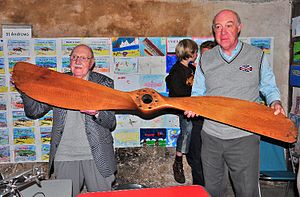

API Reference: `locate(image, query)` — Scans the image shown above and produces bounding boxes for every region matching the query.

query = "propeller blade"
[13,62,137,111]
[12,62,297,143]
[163,96,297,143]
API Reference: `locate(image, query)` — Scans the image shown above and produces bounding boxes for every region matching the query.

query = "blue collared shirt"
[191,41,281,105]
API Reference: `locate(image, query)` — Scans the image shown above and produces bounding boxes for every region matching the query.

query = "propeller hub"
[142,94,153,104]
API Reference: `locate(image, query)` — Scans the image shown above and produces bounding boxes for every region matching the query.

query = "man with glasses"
[21,44,117,197]
[186,10,284,196]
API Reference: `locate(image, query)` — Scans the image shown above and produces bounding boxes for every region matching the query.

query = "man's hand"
[270,101,286,116]
[80,110,98,116]
[184,110,198,118]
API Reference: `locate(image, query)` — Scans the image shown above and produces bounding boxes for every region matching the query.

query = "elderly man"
[186,9,284,197]
[21,44,117,197]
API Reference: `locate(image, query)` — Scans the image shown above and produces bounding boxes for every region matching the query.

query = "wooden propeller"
[12,62,297,143]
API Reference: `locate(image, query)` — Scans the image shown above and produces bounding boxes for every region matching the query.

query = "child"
[165,39,198,183]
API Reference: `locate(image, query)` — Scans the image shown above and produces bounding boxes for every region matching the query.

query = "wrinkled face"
[213,10,242,53]
[70,46,94,79]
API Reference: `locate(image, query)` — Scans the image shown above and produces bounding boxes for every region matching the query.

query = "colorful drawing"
[13,127,35,144]
[93,57,111,73]
[166,128,180,147]
[41,144,50,161]
[0,58,5,74]
[0,128,9,145]
[61,38,82,56]
[139,37,166,56]
[0,93,7,110]
[14,145,36,162]
[8,57,31,73]
[61,56,71,73]
[0,146,10,162]
[0,112,7,127]
[138,56,166,74]
[114,74,140,91]
[116,114,143,128]
[140,128,166,147]
[35,57,57,70]
[114,128,141,148]
[39,111,53,126]
[12,111,35,127]
[250,38,271,54]
[139,74,166,92]
[112,37,140,57]
[34,39,57,56]
[294,41,300,63]
[0,76,8,93]
[40,127,52,144]
[7,40,31,56]
[83,38,111,56]
[0,39,4,57]
[11,93,23,110]
[113,57,138,74]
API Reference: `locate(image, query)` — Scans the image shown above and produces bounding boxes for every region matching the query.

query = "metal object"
[0,166,45,197]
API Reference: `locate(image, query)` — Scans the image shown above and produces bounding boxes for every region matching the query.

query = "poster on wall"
[292,16,300,38]
[0,58,4,74]
[93,57,111,73]
[113,57,138,74]
[35,57,57,70]
[139,74,166,93]
[138,56,166,74]
[61,38,82,56]
[113,128,141,148]
[166,128,180,147]
[139,37,166,56]
[7,40,31,56]
[112,37,140,57]
[0,146,10,162]
[34,39,57,56]
[0,40,4,57]
[83,38,112,56]
[140,128,166,147]
[294,41,300,64]
[114,74,140,91]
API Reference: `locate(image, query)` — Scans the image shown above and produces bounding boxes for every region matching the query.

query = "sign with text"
[2,25,32,39]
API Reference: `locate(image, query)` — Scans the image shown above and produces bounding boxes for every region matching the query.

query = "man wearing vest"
[185,9,285,197]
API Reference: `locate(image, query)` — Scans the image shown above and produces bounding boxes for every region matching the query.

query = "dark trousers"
[186,117,205,186]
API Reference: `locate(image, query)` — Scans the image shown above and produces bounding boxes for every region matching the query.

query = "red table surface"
[77,185,210,197]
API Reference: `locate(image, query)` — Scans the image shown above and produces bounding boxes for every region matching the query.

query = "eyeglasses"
[70,55,93,62]
[212,22,236,32]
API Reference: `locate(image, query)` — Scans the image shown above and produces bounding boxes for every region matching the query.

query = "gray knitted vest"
[201,43,263,139]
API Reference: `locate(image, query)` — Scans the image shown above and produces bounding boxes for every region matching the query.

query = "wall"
[0,0,291,189]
